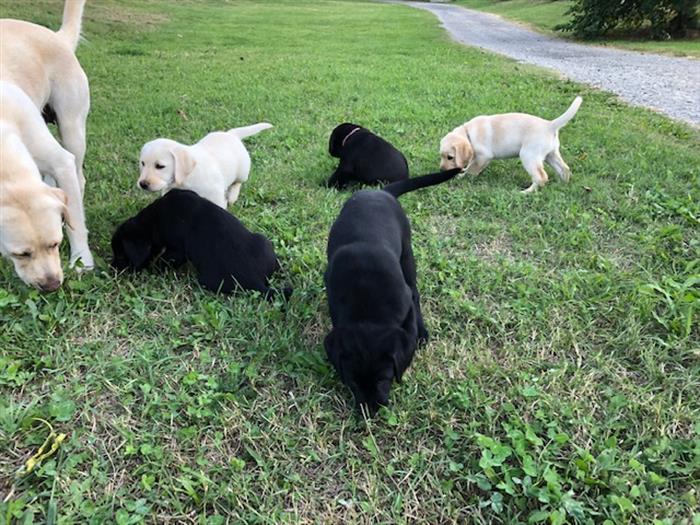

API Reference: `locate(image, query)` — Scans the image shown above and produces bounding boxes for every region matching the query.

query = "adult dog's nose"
[38,276,61,292]
[139,180,149,190]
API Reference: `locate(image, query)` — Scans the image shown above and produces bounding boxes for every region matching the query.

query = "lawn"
[1,0,699,523]
[453,0,700,58]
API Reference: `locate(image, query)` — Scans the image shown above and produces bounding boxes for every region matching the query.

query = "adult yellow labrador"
[0,0,93,291]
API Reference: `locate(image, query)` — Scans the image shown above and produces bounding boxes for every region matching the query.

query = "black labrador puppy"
[111,189,290,299]
[327,123,409,189]
[324,167,461,415]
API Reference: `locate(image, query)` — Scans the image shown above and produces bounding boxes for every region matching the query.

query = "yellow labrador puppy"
[138,123,273,208]
[440,97,582,193]
[0,0,93,290]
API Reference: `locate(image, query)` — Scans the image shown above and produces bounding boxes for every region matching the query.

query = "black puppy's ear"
[401,303,417,333]
[328,123,357,158]
[328,129,342,158]
[392,352,403,384]
[324,329,345,382]
[123,236,152,270]
[388,306,417,384]
[390,328,413,383]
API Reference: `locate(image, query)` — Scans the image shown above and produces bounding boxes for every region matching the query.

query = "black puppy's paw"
[418,327,429,345]
[326,178,349,191]
[263,286,293,302]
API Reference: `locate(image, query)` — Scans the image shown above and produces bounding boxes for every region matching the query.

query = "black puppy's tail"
[382,168,462,198]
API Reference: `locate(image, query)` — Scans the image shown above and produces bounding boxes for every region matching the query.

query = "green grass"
[453,0,700,58]
[1,0,699,523]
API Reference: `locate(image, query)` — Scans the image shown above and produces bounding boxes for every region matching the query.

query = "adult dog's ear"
[454,135,474,170]
[172,146,196,184]
[48,187,76,230]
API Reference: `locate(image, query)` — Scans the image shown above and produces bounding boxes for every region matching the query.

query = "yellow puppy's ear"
[49,187,67,205]
[172,146,196,185]
[49,188,75,230]
[455,137,474,170]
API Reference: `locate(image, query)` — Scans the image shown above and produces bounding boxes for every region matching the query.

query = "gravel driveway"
[392,1,700,126]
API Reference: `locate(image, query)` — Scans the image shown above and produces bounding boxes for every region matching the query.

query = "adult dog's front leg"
[51,155,93,269]
[31,130,94,270]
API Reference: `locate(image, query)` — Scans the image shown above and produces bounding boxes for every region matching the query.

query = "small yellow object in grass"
[19,418,67,476]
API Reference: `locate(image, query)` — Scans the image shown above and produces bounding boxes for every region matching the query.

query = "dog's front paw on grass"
[69,251,95,272]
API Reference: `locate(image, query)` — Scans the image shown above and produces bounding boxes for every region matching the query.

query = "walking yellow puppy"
[439,97,582,193]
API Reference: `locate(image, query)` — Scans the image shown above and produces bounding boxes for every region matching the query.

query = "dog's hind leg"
[227,182,243,204]
[56,112,88,196]
[51,68,89,196]
[520,153,549,194]
[545,149,571,183]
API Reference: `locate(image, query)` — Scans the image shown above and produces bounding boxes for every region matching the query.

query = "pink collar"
[341,127,361,147]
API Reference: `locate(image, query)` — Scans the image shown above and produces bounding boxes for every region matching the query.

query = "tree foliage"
[557,0,699,39]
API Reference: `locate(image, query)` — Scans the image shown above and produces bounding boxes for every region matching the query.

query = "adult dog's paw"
[69,250,95,272]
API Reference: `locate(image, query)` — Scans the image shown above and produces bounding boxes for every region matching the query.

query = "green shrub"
[558,0,700,38]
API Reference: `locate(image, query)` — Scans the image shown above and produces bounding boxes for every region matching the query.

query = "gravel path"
[392,1,700,126]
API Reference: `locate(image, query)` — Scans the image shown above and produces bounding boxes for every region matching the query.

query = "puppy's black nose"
[139,180,149,190]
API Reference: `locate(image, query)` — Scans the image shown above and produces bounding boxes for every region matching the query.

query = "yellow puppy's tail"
[56,0,87,51]
[550,96,582,130]
[229,122,274,140]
